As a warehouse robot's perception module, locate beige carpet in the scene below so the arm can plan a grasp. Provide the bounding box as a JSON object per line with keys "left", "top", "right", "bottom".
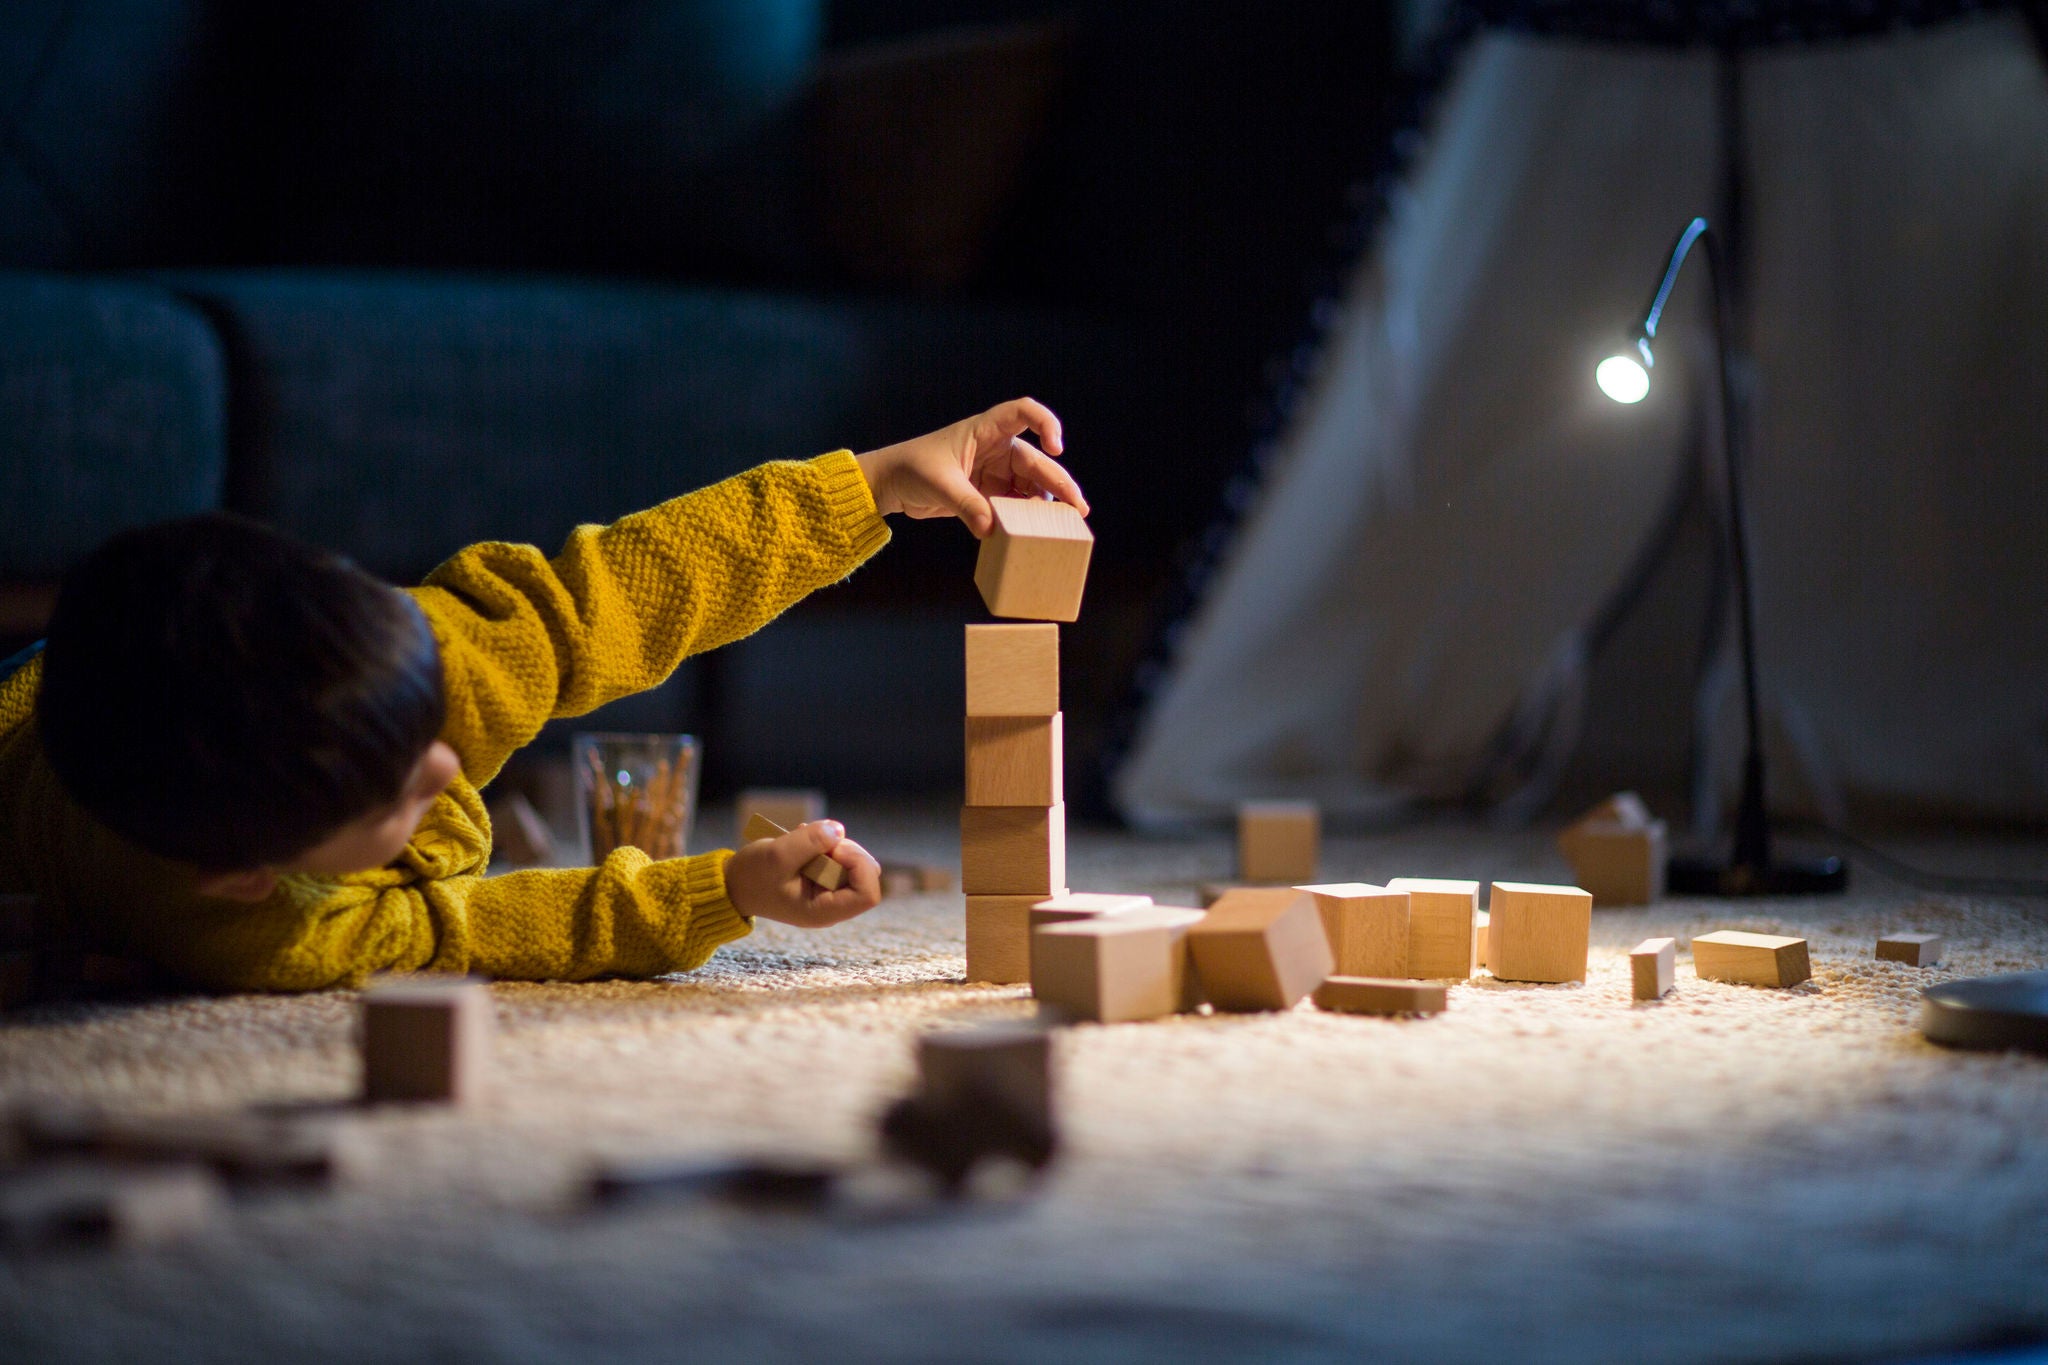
{"left": 3, "top": 808, "right": 2047, "bottom": 1365}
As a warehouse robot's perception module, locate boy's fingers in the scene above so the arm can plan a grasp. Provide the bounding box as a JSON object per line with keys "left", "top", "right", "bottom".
{"left": 1004, "top": 440, "right": 1089, "bottom": 515}
{"left": 826, "top": 837, "right": 882, "bottom": 898}
{"left": 774, "top": 820, "right": 843, "bottom": 877}
{"left": 927, "top": 464, "right": 995, "bottom": 536}
{"left": 983, "top": 397, "right": 1063, "bottom": 456}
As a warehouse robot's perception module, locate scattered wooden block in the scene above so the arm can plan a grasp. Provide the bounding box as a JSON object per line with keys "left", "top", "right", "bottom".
{"left": 1877, "top": 932, "right": 1944, "bottom": 967}
{"left": 1237, "top": 801, "right": 1319, "bottom": 883}
{"left": 1034, "top": 910, "right": 1205, "bottom": 1023}
{"left": 1558, "top": 823, "right": 1666, "bottom": 910}
{"left": 1027, "top": 892, "right": 1152, "bottom": 984}
{"left": 735, "top": 788, "right": 827, "bottom": 841}
{"left": 973, "top": 496, "right": 1095, "bottom": 623}
{"left": 1312, "top": 976, "right": 1448, "bottom": 1016}
{"left": 916, "top": 1025, "right": 1052, "bottom": 1125}
{"left": 0, "top": 1162, "right": 220, "bottom": 1251}
{"left": 740, "top": 812, "right": 848, "bottom": 890}
{"left": 1692, "top": 930, "right": 1812, "bottom": 988}
{"left": 1386, "top": 878, "right": 1479, "bottom": 980}
{"left": 965, "top": 713, "right": 1063, "bottom": 806}
{"left": 960, "top": 803, "right": 1066, "bottom": 895}
{"left": 1186, "top": 888, "right": 1332, "bottom": 1012}
{"left": 964, "top": 893, "right": 1053, "bottom": 984}
{"left": 1631, "top": 936, "right": 1677, "bottom": 1000}
{"left": 1486, "top": 882, "right": 1593, "bottom": 984}
{"left": 1110, "top": 905, "right": 1209, "bottom": 1012}
{"left": 881, "top": 862, "right": 954, "bottom": 896}
{"left": 964, "top": 623, "right": 1060, "bottom": 717}
{"left": 13, "top": 1104, "right": 341, "bottom": 1189}
{"left": 487, "top": 791, "right": 557, "bottom": 867}
{"left": 361, "top": 976, "right": 495, "bottom": 1104}
{"left": 1296, "top": 883, "right": 1409, "bottom": 978}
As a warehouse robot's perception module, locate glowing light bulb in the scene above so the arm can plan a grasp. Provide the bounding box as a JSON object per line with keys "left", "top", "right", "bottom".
{"left": 1596, "top": 355, "right": 1650, "bottom": 404}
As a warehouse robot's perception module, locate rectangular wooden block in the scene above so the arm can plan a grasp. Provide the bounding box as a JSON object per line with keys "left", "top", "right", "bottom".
{"left": 918, "top": 1025, "right": 1051, "bottom": 1124}
{"left": 735, "top": 788, "right": 825, "bottom": 842}
{"left": 973, "top": 497, "right": 1095, "bottom": 623}
{"left": 1110, "top": 905, "right": 1208, "bottom": 1012}
{"left": 1027, "top": 892, "right": 1151, "bottom": 984}
{"left": 1312, "top": 976, "right": 1448, "bottom": 1016}
{"left": 1557, "top": 821, "right": 1667, "bottom": 907}
{"left": 1386, "top": 878, "right": 1479, "bottom": 980}
{"left": 1034, "top": 918, "right": 1183, "bottom": 1023}
{"left": 881, "top": 863, "right": 955, "bottom": 896}
{"left": 1187, "top": 888, "right": 1332, "bottom": 1012}
{"left": 1631, "top": 936, "right": 1677, "bottom": 1000}
{"left": 0, "top": 1163, "right": 220, "bottom": 1251}
{"left": 1237, "top": 801, "right": 1319, "bottom": 883}
{"left": 964, "top": 623, "right": 1059, "bottom": 717}
{"left": 740, "top": 812, "right": 847, "bottom": 890}
{"left": 361, "top": 977, "right": 495, "bottom": 1104}
{"left": 1296, "top": 883, "right": 1409, "bottom": 978}
{"left": 965, "top": 894, "right": 1052, "bottom": 984}
{"left": 1877, "top": 932, "right": 1944, "bottom": 967}
{"left": 1692, "top": 930, "right": 1812, "bottom": 988}
{"left": 960, "top": 803, "right": 1066, "bottom": 895}
{"left": 1486, "top": 882, "right": 1593, "bottom": 984}
{"left": 965, "top": 713, "right": 1063, "bottom": 806}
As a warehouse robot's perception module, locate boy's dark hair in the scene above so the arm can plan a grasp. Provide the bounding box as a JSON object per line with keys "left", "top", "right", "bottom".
{"left": 39, "top": 513, "right": 446, "bottom": 870}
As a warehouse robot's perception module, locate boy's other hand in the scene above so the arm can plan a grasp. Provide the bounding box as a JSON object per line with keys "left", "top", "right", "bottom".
{"left": 726, "top": 819, "right": 883, "bottom": 929}
{"left": 856, "top": 397, "right": 1088, "bottom": 538}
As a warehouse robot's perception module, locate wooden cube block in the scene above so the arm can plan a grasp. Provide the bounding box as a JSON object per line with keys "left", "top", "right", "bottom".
{"left": 1557, "top": 821, "right": 1666, "bottom": 907}
{"left": 740, "top": 812, "right": 847, "bottom": 890}
{"left": 1112, "top": 905, "right": 1209, "bottom": 1012}
{"left": 1692, "top": 930, "right": 1812, "bottom": 988}
{"left": 1631, "top": 936, "right": 1677, "bottom": 1000}
{"left": 0, "top": 1162, "right": 220, "bottom": 1251}
{"left": 1035, "top": 916, "right": 1189, "bottom": 1023}
{"left": 965, "top": 893, "right": 1056, "bottom": 984}
{"left": 973, "top": 497, "right": 1095, "bottom": 623}
{"left": 1187, "top": 888, "right": 1332, "bottom": 1012}
{"left": 735, "top": 789, "right": 826, "bottom": 842}
{"left": 964, "top": 623, "right": 1059, "bottom": 717}
{"left": 1877, "top": 932, "right": 1944, "bottom": 967}
{"left": 361, "top": 977, "right": 494, "bottom": 1104}
{"left": 917, "top": 1025, "right": 1052, "bottom": 1123}
{"left": 1027, "top": 892, "right": 1151, "bottom": 983}
{"left": 1386, "top": 878, "right": 1479, "bottom": 980}
{"left": 965, "top": 713, "right": 1063, "bottom": 806}
{"left": 1237, "top": 801, "right": 1319, "bottom": 883}
{"left": 1486, "top": 882, "right": 1593, "bottom": 984}
{"left": 960, "top": 803, "right": 1066, "bottom": 895}
{"left": 881, "top": 862, "right": 955, "bottom": 896}
{"left": 1311, "top": 976, "right": 1448, "bottom": 1016}
{"left": 1296, "top": 883, "right": 1409, "bottom": 978}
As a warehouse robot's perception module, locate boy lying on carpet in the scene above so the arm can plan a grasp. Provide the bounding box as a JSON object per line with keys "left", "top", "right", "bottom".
{"left": 0, "top": 398, "right": 1084, "bottom": 992}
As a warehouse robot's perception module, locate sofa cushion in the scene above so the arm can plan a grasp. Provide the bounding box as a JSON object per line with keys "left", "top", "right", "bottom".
{"left": 0, "top": 273, "right": 227, "bottom": 578}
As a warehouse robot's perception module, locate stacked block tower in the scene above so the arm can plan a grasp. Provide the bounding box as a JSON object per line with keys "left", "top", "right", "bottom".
{"left": 962, "top": 498, "right": 1094, "bottom": 984}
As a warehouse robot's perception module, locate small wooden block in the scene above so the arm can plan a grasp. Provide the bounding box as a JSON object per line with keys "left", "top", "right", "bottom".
{"left": 1312, "top": 976, "right": 1448, "bottom": 1016}
{"left": 361, "top": 977, "right": 494, "bottom": 1104}
{"left": 973, "top": 497, "right": 1095, "bottom": 623}
{"left": 735, "top": 788, "right": 827, "bottom": 840}
{"left": 964, "top": 623, "right": 1060, "bottom": 717}
{"left": 1296, "top": 883, "right": 1409, "bottom": 978}
{"left": 1386, "top": 878, "right": 1479, "bottom": 980}
{"left": 1877, "top": 932, "right": 1944, "bottom": 967}
{"left": 960, "top": 803, "right": 1066, "bottom": 895}
{"left": 917, "top": 1025, "right": 1052, "bottom": 1124}
{"left": 1035, "top": 917, "right": 1184, "bottom": 1023}
{"left": 1187, "top": 888, "right": 1333, "bottom": 1012}
{"left": 1111, "top": 905, "right": 1209, "bottom": 1012}
{"left": 881, "top": 862, "right": 954, "bottom": 896}
{"left": 965, "top": 893, "right": 1053, "bottom": 984}
{"left": 0, "top": 1162, "right": 220, "bottom": 1251}
{"left": 1630, "top": 936, "right": 1677, "bottom": 1000}
{"left": 965, "top": 713, "right": 1063, "bottom": 806}
{"left": 1486, "top": 882, "right": 1593, "bottom": 984}
{"left": 1692, "top": 930, "right": 1812, "bottom": 988}
{"left": 740, "top": 812, "right": 847, "bottom": 890}
{"left": 1557, "top": 821, "right": 1666, "bottom": 907}
{"left": 1027, "top": 892, "right": 1151, "bottom": 983}
{"left": 1237, "top": 801, "right": 1319, "bottom": 883}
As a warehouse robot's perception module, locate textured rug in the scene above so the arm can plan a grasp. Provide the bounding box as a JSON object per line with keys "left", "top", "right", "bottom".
{"left": 3, "top": 809, "right": 2046, "bottom": 1365}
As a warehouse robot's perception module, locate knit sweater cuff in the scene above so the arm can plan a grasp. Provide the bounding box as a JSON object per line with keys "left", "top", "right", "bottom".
{"left": 812, "top": 450, "right": 891, "bottom": 562}
{"left": 681, "top": 849, "right": 751, "bottom": 964}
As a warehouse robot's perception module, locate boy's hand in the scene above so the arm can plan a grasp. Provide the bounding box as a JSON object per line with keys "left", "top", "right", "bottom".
{"left": 725, "top": 820, "right": 882, "bottom": 929}
{"left": 855, "top": 397, "right": 1088, "bottom": 538}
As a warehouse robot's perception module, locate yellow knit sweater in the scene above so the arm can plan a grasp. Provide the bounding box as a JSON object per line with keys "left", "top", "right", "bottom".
{"left": 0, "top": 452, "right": 889, "bottom": 991}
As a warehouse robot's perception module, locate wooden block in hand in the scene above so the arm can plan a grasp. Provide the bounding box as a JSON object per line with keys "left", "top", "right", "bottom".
{"left": 1187, "top": 888, "right": 1332, "bottom": 1012}
{"left": 960, "top": 803, "right": 1066, "bottom": 895}
{"left": 1877, "top": 932, "right": 1943, "bottom": 967}
{"left": 0, "top": 1162, "right": 220, "bottom": 1251}
{"left": 973, "top": 497, "right": 1094, "bottom": 622}
{"left": 1386, "top": 878, "right": 1479, "bottom": 979}
{"left": 740, "top": 812, "right": 847, "bottom": 890}
{"left": 965, "top": 893, "right": 1054, "bottom": 984}
{"left": 1557, "top": 817, "right": 1666, "bottom": 907}
{"left": 1486, "top": 882, "right": 1593, "bottom": 983}
{"left": 1034, "top": 909, "right": 1204, "bottom": 1023}
{"left": 1296, "top": 883, "right": 1409, "bottom": 977}
{"left": 1312, "top": 976, "right": 1448, "bottom": 1016}
{"left": 1630, "top": 936, "right": 1676, "bottom": 1000}
{"left": 964, "top": 623, "right": 1059, "bottom": 716}
{"left": 1237, "top": 801, "right": 1319, "bottom": 883}
{"left": 361, "top": 977, "right": 494, "bottom": 1104}
{"left": 917, "top": 1024, "right": 1052, "bottom": 1124}
{"left": 965, "top": 713, "right": 1063, "bottom": 806}
{"left": 1692, "top": 930, "right": 1812, "bottom": 988}
{"left": 735, "top": 789, "right": 827, "bottom": 843}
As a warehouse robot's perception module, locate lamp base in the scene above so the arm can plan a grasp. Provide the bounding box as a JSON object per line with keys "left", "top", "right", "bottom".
{"left": 1666, "top": 854, "right": 1848, "bottom": 897}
